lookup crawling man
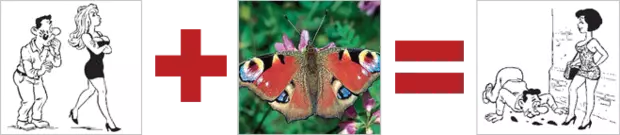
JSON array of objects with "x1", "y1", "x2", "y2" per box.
[{"x1": 482, "y1": 67, "x2": 567, "y2": 123}]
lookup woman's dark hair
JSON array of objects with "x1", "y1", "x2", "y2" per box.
[{"x1": 576, "y1": 8, "x2": 602, "y2": 31}]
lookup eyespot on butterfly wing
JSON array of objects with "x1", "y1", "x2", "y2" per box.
[
  {"x1": 315, "y1": 48, "x2": 380, "y2": 118},
  {"x1": 239, "y1": 53, "x2": 299, "y2": 101},
  {"x1": 325, "y1": 48, "x2": 380, "y2": 94},
  {"x1": 238, "y1": 52, "x2": 314, "y2": 122}
]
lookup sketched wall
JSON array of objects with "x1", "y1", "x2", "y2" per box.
[{"x1": 549, "y1": 8, "x2": 620, "y2": 126}]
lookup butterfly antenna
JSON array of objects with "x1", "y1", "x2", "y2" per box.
[
  {"x1": 310, "y1": 9, "x2": 328, "y2": 46},
  {"x1": 284, "y1": 14, "x2": 301, "y2": 35}
]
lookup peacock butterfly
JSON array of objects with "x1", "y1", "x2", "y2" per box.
[{"x1": 239, "y1": 11, "x2": 380, "y2": 122}]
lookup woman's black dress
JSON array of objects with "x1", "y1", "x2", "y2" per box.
[{"x1": 84, "y1": 40, "x2": 108, "y2": 79}]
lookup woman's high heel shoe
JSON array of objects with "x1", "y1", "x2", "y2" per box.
[
  {"x1": 69, "y1": 110, "x2": 78, "y2": 124},
  {"x1": 105, "y1": 123, "x2": 121, "y2": 132},
  {"x1": 578, "y1": 120, "x2": 592, "y2": 130},
  {"x1": 562, "y1": 116, "x2": 576, "y2": 126}
]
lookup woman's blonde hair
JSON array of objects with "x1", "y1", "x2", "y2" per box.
[{"x1": 68, "y1": 3, "x2": 98, "y2": 50}]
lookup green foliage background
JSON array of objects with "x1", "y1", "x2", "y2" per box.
[{"x1": 239, "y1": 1, "x2": 380, "y2": 134}]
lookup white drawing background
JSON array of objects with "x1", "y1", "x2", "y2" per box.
[
  {"x1": 478, "y1": 1, "x2": 619, "y2": 134},
  {"x1": 0, "y1": 1, "x2": 141, "y2": 134}
]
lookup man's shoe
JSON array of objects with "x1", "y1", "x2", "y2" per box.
[
  {"x1": 16, "y1": 120, "x2": 36, "y2": 130},
  {"x1": 32, "y1": 119, "x2": 50, "y2": 128}
]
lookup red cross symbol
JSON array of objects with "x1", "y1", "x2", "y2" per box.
[{"x1": 155, "y1": 29, "x2": 227, "y2": 102}]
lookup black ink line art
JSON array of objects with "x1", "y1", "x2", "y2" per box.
[
  {"x1": 561, "y1": 8, "x2": 609, "y2": 130},
  {"x1": 11, "y1": 14, "x2": 62, "y2": 131},
  {"x1": 71, "y1": 126, "x2": 103, "y2": 131},
  {"x1": 67, "y1": 3, "x2": 121, "y2": 132},
  {"x1": 482, "y1": 67, "x2": 568, "y2": 123}
]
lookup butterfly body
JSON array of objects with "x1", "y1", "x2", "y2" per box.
[{"x1": 240, "y1": 46, "x2": 380, "y2": 122}]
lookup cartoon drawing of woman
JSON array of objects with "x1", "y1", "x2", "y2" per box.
[
  {"x1": 67, "y1": 3, "x2": 121, "y2": 132},
  {"x1": 562, "y1": 8, "x2": 609, "y2": 130}
]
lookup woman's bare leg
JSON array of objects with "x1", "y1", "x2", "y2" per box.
[
  {"x1": 565, "y1": 76, "x2": 585, "y2": 122},
  {"x1": 90, "y1": 78, "x2": 117, "y2": 128},
  {"x1": 72, "y1": 81, "x2": 96, "y2": 118},
  {"x1": 582, "y1": 79, "x2": 598, "y2": 126}
]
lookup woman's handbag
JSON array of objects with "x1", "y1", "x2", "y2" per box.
[
  {"x1": 564, "y1": 64, "x2": 580, "y2": 80},
  {"x1": 564, "y1": 54, "x2": 580, "y2": 80}
]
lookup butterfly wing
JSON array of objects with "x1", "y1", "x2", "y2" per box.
[
  {"x1": 239, "y1": 52, "x2": 313, "y2": 122},
  {"x1": 315, "y1": 48, "x2": 381, "y2": 118}
]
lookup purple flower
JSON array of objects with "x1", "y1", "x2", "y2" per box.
[
  {"x1": 274, "y1": 30, "x2": 335, "y2": 52},
  {"x1": 339, "y1": 91, "x2": 380, "y2": 134},
  {"x1": 339, "y1": 121, "x2": 358, "y2": 134},
  {"x1": 373, "y1": 110, "x2": 380, "y2": 124},
  {"x1": 345, "y1": 106, "x2": 357, "y2": 118},
  {"x1": 358, "y1": 1, "x2": 380, "y2": 16},
  {"x1": 363, "y1": 92, "x2": 376, "y2": 112}
]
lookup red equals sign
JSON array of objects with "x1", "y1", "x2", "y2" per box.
[{"x1": 395, "y1": 40, "x2": 464, "y2": 94}]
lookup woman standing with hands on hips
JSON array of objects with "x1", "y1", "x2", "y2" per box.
[
  {"x1": 67, "y1": 3, "x2": 121, "y2": 132},
  {"x1": 562, "y1": 8, "x2": 609, "y2": 130}
]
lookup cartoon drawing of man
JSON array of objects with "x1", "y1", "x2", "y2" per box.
[
  {"x1": 481, "y1": 67, "x2": 567, "y2": 123},
  {"x1": 12, "y1": 15, "x2": 61, "y2": 130}
]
